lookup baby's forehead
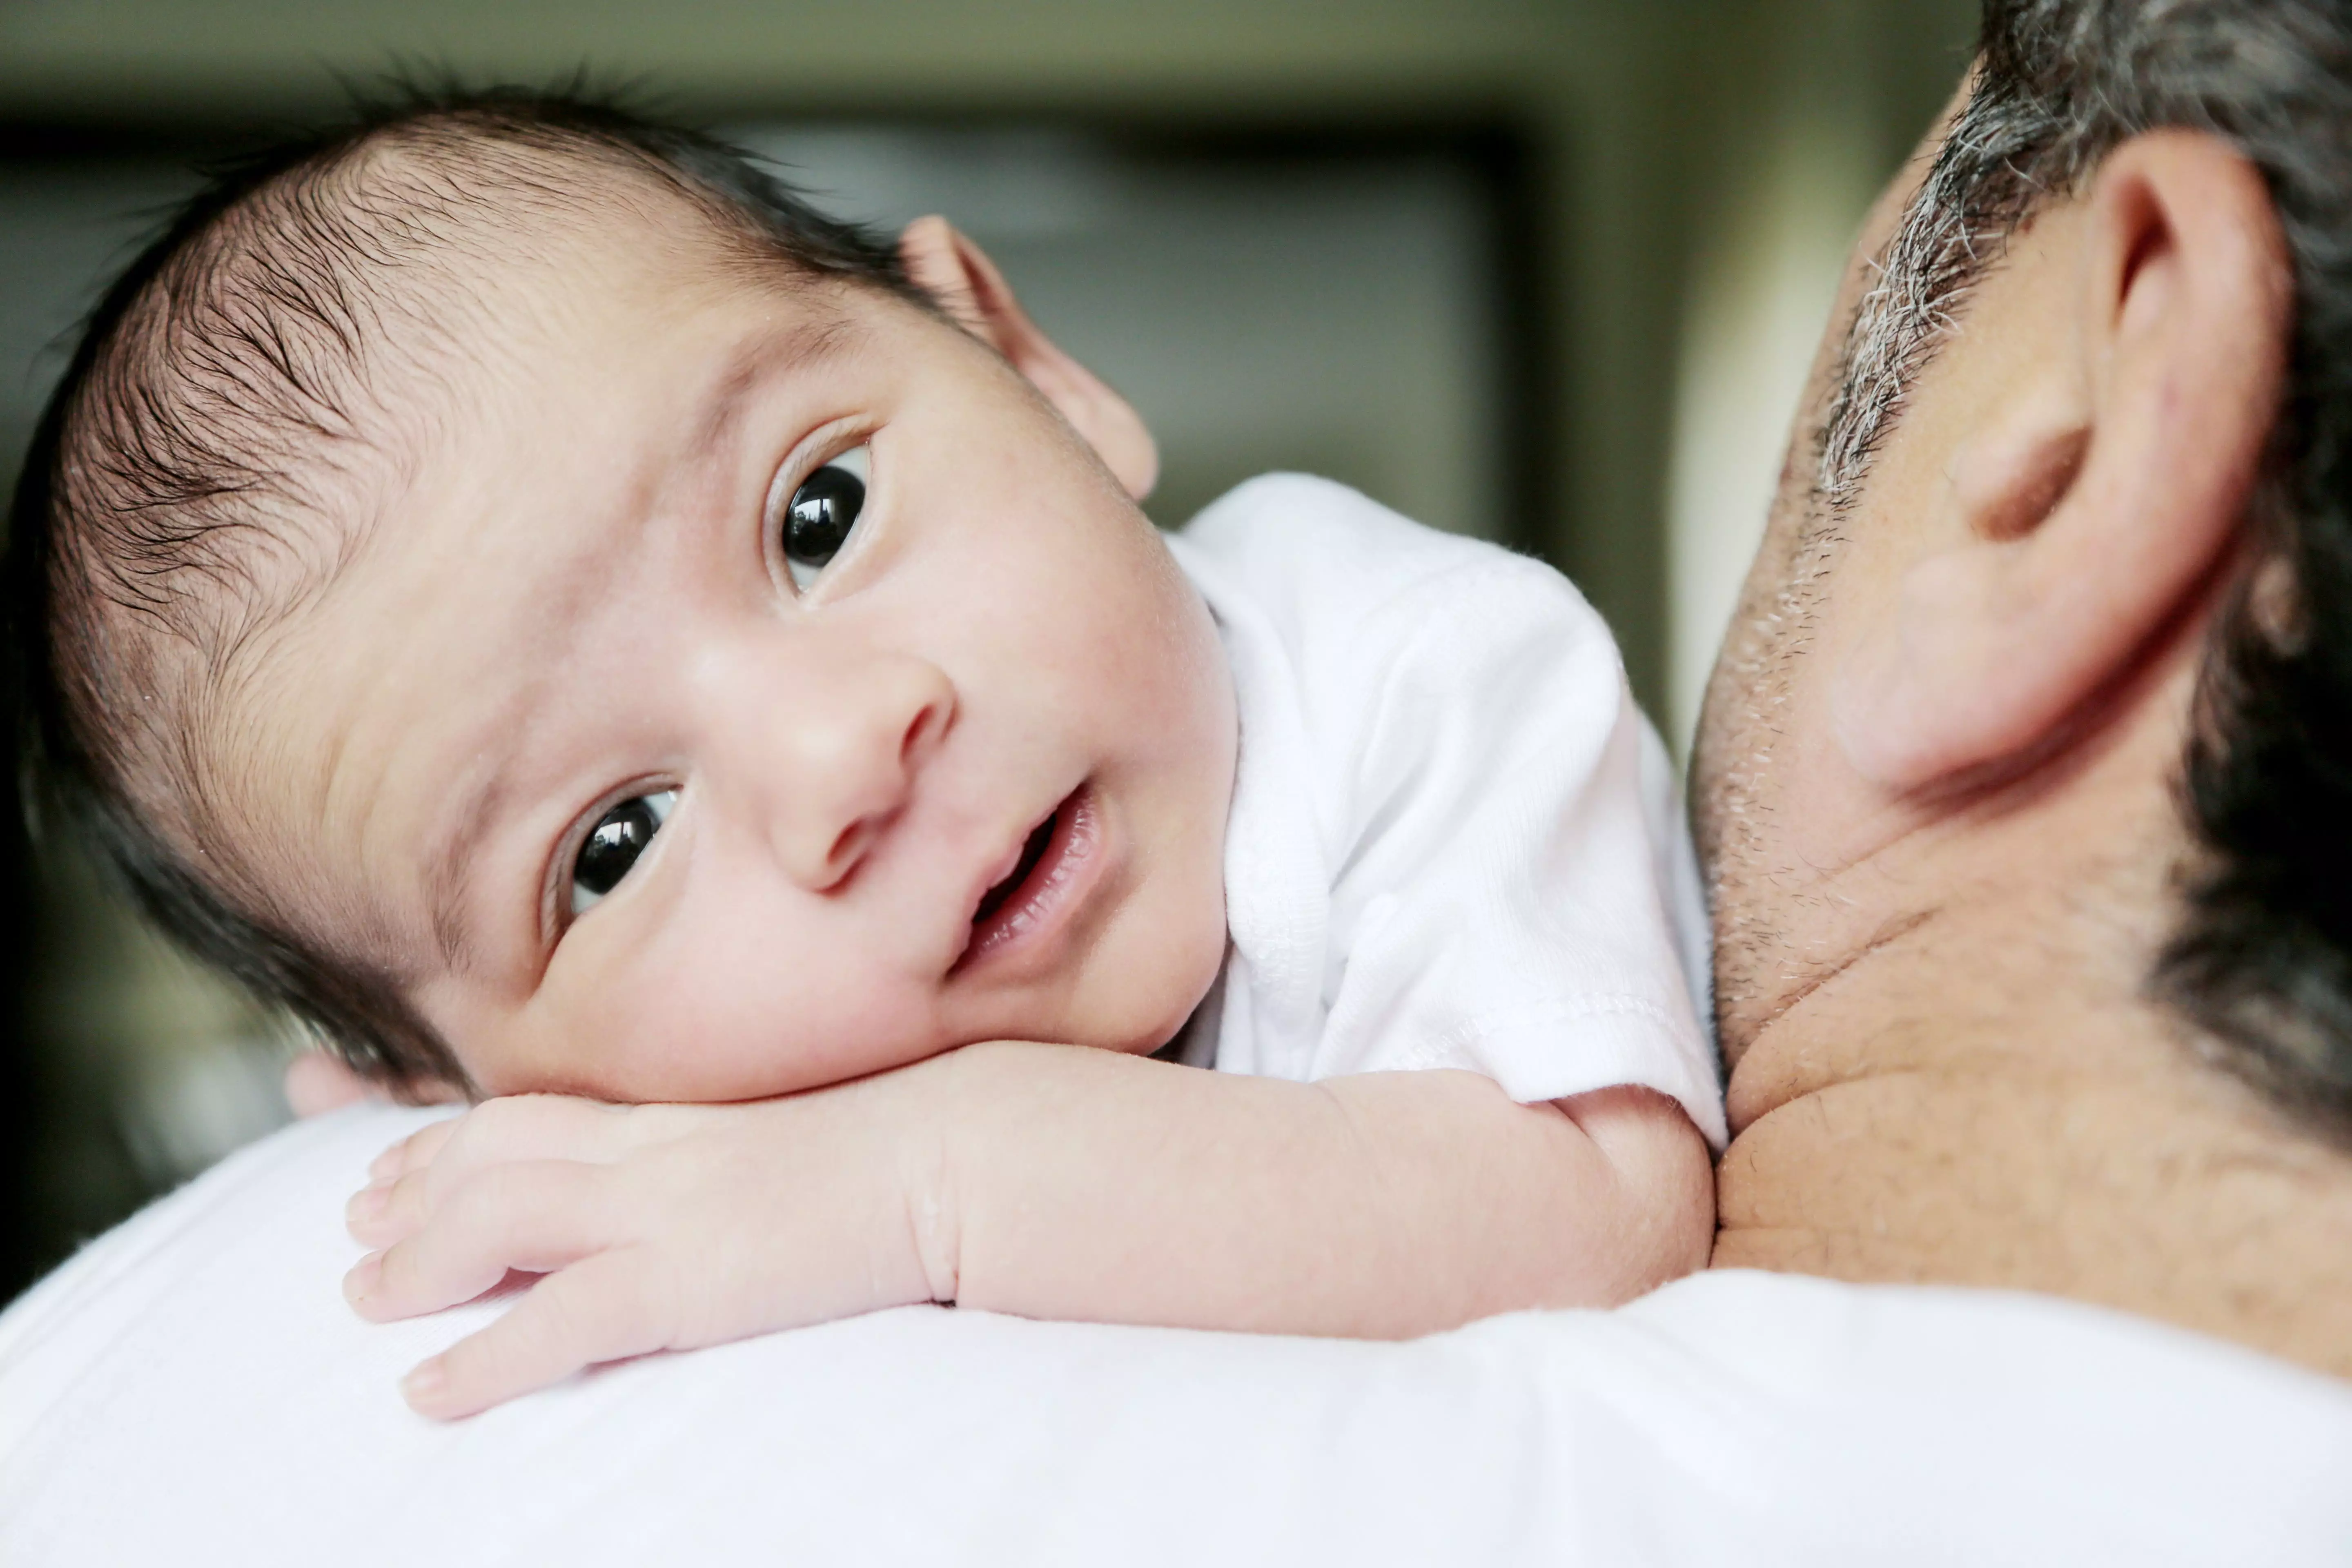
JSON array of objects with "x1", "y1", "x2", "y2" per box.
[
  {"x1": 325, "y1": 149, "x2": 757, "y2": 374},
  {"x1": 223, "y1": 246, "x2": 881, "y2": 936},
  {"x1": 131, "y1": 163, "x2": 786, "y2": 866},
  {"x1": 247, "y1": 154, "x2": 821, "y2": 586}
]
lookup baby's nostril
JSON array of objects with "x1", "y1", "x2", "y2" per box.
[
  {"x1": 902, "y1": 697, "x2": 947, "y2": 767},
  {"x1": 826, "y1": 820, "x2": 871, "y2": 880}
]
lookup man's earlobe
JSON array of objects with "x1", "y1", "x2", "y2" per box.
[
  {"x1": 897, "y1": 216, "x2": 1159, "y2": 500},
  {"x1": 1831, "y1": 131, "x2": 2290, "y2": 793}
]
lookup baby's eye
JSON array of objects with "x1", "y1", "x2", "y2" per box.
[
  {"x1": 569, "y1": 789, "x2": 677, "y2": 917},
  {"x1": 780, "y1": 443, "x2": 870, "y2": 591}
]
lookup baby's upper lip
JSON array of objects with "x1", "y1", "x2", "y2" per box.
[{"x1": 968, "y1": 825, "x2": 1034, "y2": 920}]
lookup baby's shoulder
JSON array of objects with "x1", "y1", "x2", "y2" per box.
[{"x1": 1169, "y1": 472, "x2": 1610, "y2": 659}]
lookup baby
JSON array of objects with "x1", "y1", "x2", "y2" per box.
[{"x1": 9, "y1": 93, "x2": 1723, "y2": 1419}]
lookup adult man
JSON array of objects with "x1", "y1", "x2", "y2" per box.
[
  {"x1": 1703, "y1": 0, "x2": 2352, "y2": 1375},
  {"x1": 3, "y1": 2, "x2": 2348, "y2": 1561}
]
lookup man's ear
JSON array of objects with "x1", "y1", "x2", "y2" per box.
[
  {"x1": 1832, "y1": 130, "x2": 2292, "y2": 792},
  {"x1": 898, "y1": 215, "x2": 1158, "y2": 500}
]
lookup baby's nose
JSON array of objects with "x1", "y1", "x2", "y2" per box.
[{"x1": 718, "y1": 646, "x2": 956, "y2": 893}]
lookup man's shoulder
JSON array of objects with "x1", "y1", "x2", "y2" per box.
[{"x1": 8, "y1": 1112, "x2": 2352, "y2": 1566}]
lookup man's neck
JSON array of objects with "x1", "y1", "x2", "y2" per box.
[{"x1": 1712, "y1": 885, "x2": 2352, "y2": 1378}]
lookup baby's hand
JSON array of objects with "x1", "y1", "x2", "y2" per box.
[{"x1": 342, "y1": 1074, "x2": 955, "y2": 1419}]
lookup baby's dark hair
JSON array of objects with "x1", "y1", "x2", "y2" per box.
[{"x1": 4, "y1": 87, "x2": 919, "y2": 1088}]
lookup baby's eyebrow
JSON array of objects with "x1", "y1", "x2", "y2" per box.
[
  {"x1": 425, "y1": 757, "x2": 518, "y2": 973},
  {"x1": 420, "y1": 653, "x2": 565, "y2": 977},
  {"x1": 688, "y1": 311, "x2": 862, "y2": 460}
]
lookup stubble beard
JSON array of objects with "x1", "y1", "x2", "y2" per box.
[{"x1": 1692, "y1": 463, "x2": 1847, "y2": 1067}]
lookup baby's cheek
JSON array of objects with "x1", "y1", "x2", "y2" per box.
[{"x1": 561, "y1": 958, "x2": 943, "y2": 1104}]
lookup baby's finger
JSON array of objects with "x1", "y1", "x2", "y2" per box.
[
  {"x1": 416, "y1": 1095, "x2": 644, "y2": 1189},
  {"x1": 344, "y1": 1160, "x2": 626, "y2": 1322},
  {"x1": 345, "y1": 1163, "x2": 450, "y2": 1248},
  {"x1": 369, "y1": 1115, "x2": 465, "y2": 1183},
  {"x1": 399, "y1": 1246, "x2": 673, "y2": 1419}
]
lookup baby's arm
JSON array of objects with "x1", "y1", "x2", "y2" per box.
[
  {"x1": 918, "y1": 1045, "x2": 1707, "y2": 1334},
  {"x1": 347, "y1": 1045, "x2": 1710, "y2": 1418}
]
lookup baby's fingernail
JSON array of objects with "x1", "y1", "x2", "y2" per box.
[
  {"x1": 345, "y1": 1181, "x2": 391, "y2": 1229},
  {"x1": 401, "y1": 1359, "x2": 448, "y2": 1411},
  {"x1": 344, "y1": 1252, "x2": 383, "y2": 1304},
  {"x1": 369, "y1": 1145, "x2": 405, "y2": 1181}
]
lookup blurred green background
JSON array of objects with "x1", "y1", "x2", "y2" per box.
[{"x1": 0, "y1": 0, "x2": 1976, "y2": 1303}]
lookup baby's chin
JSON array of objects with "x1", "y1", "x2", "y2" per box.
[
  {"x1": 451, "y1": 984, "x2": 1214, "y2": 1105},
  {"x1": 1051, "y1": 933, "x2": 1229, "y2": 1061}
]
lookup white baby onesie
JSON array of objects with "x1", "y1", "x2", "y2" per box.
[{"x1": 1163, "y1": 474, "x2": 1726, "y2": 1148}]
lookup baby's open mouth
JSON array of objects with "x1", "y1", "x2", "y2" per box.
[
  {"x1": 956, "y1": 784, "x2": 1102, "y2": 974},
  {"x1": 974, "y1": 807, "x2": 1060, "y2": 928}
]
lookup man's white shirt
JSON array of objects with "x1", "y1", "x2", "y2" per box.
[{"x1": 6, "y1": 1104, "x2": 2350, "y2": 1567}]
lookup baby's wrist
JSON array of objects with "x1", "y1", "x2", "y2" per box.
[
  {"x1": 873, "y1": 1040, "x2": 1069, "y2": 1307},
  {"x1": 847, "y1": 1049, "x2": 977, "y2": 1307}
]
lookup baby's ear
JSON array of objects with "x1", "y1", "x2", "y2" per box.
[
  {"x1": 284, "y1": 1049, "x2": 374, "y2": 1117},
  {"x1": 898, "y1": 215, "x2": 1159, "y2": 500},
  {"x1": 282, "y1": 1048, "x2": 466, "y2": 1116}
]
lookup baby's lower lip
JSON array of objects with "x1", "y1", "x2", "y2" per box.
[{"x1": 953, "y1": 784, "x2": 1104, "y2": 975}]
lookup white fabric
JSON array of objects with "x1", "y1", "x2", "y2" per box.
[
  {"x1": 6, "y1": 1103, "x2": 2351, "y2": 1566},
  {"x1": 1167, "y1": 476, "x2": 1724, "y2": 1146}
]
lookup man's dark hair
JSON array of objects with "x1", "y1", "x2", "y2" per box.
[
  {"x1": 2, "y1": 88, "x2": 916, "y2": 1088},
  {"x1": 1820, "y1": 0, "x2": 2352, "y2": 1141}
]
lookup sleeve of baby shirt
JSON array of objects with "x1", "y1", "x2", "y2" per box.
[{"x1": 1179, "y1": 475, "x2": 1726, "y2": 1148}]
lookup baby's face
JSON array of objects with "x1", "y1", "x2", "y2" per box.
[{"x1": 250, "y1": 224, "x2": 1236, "y2": 1099}]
